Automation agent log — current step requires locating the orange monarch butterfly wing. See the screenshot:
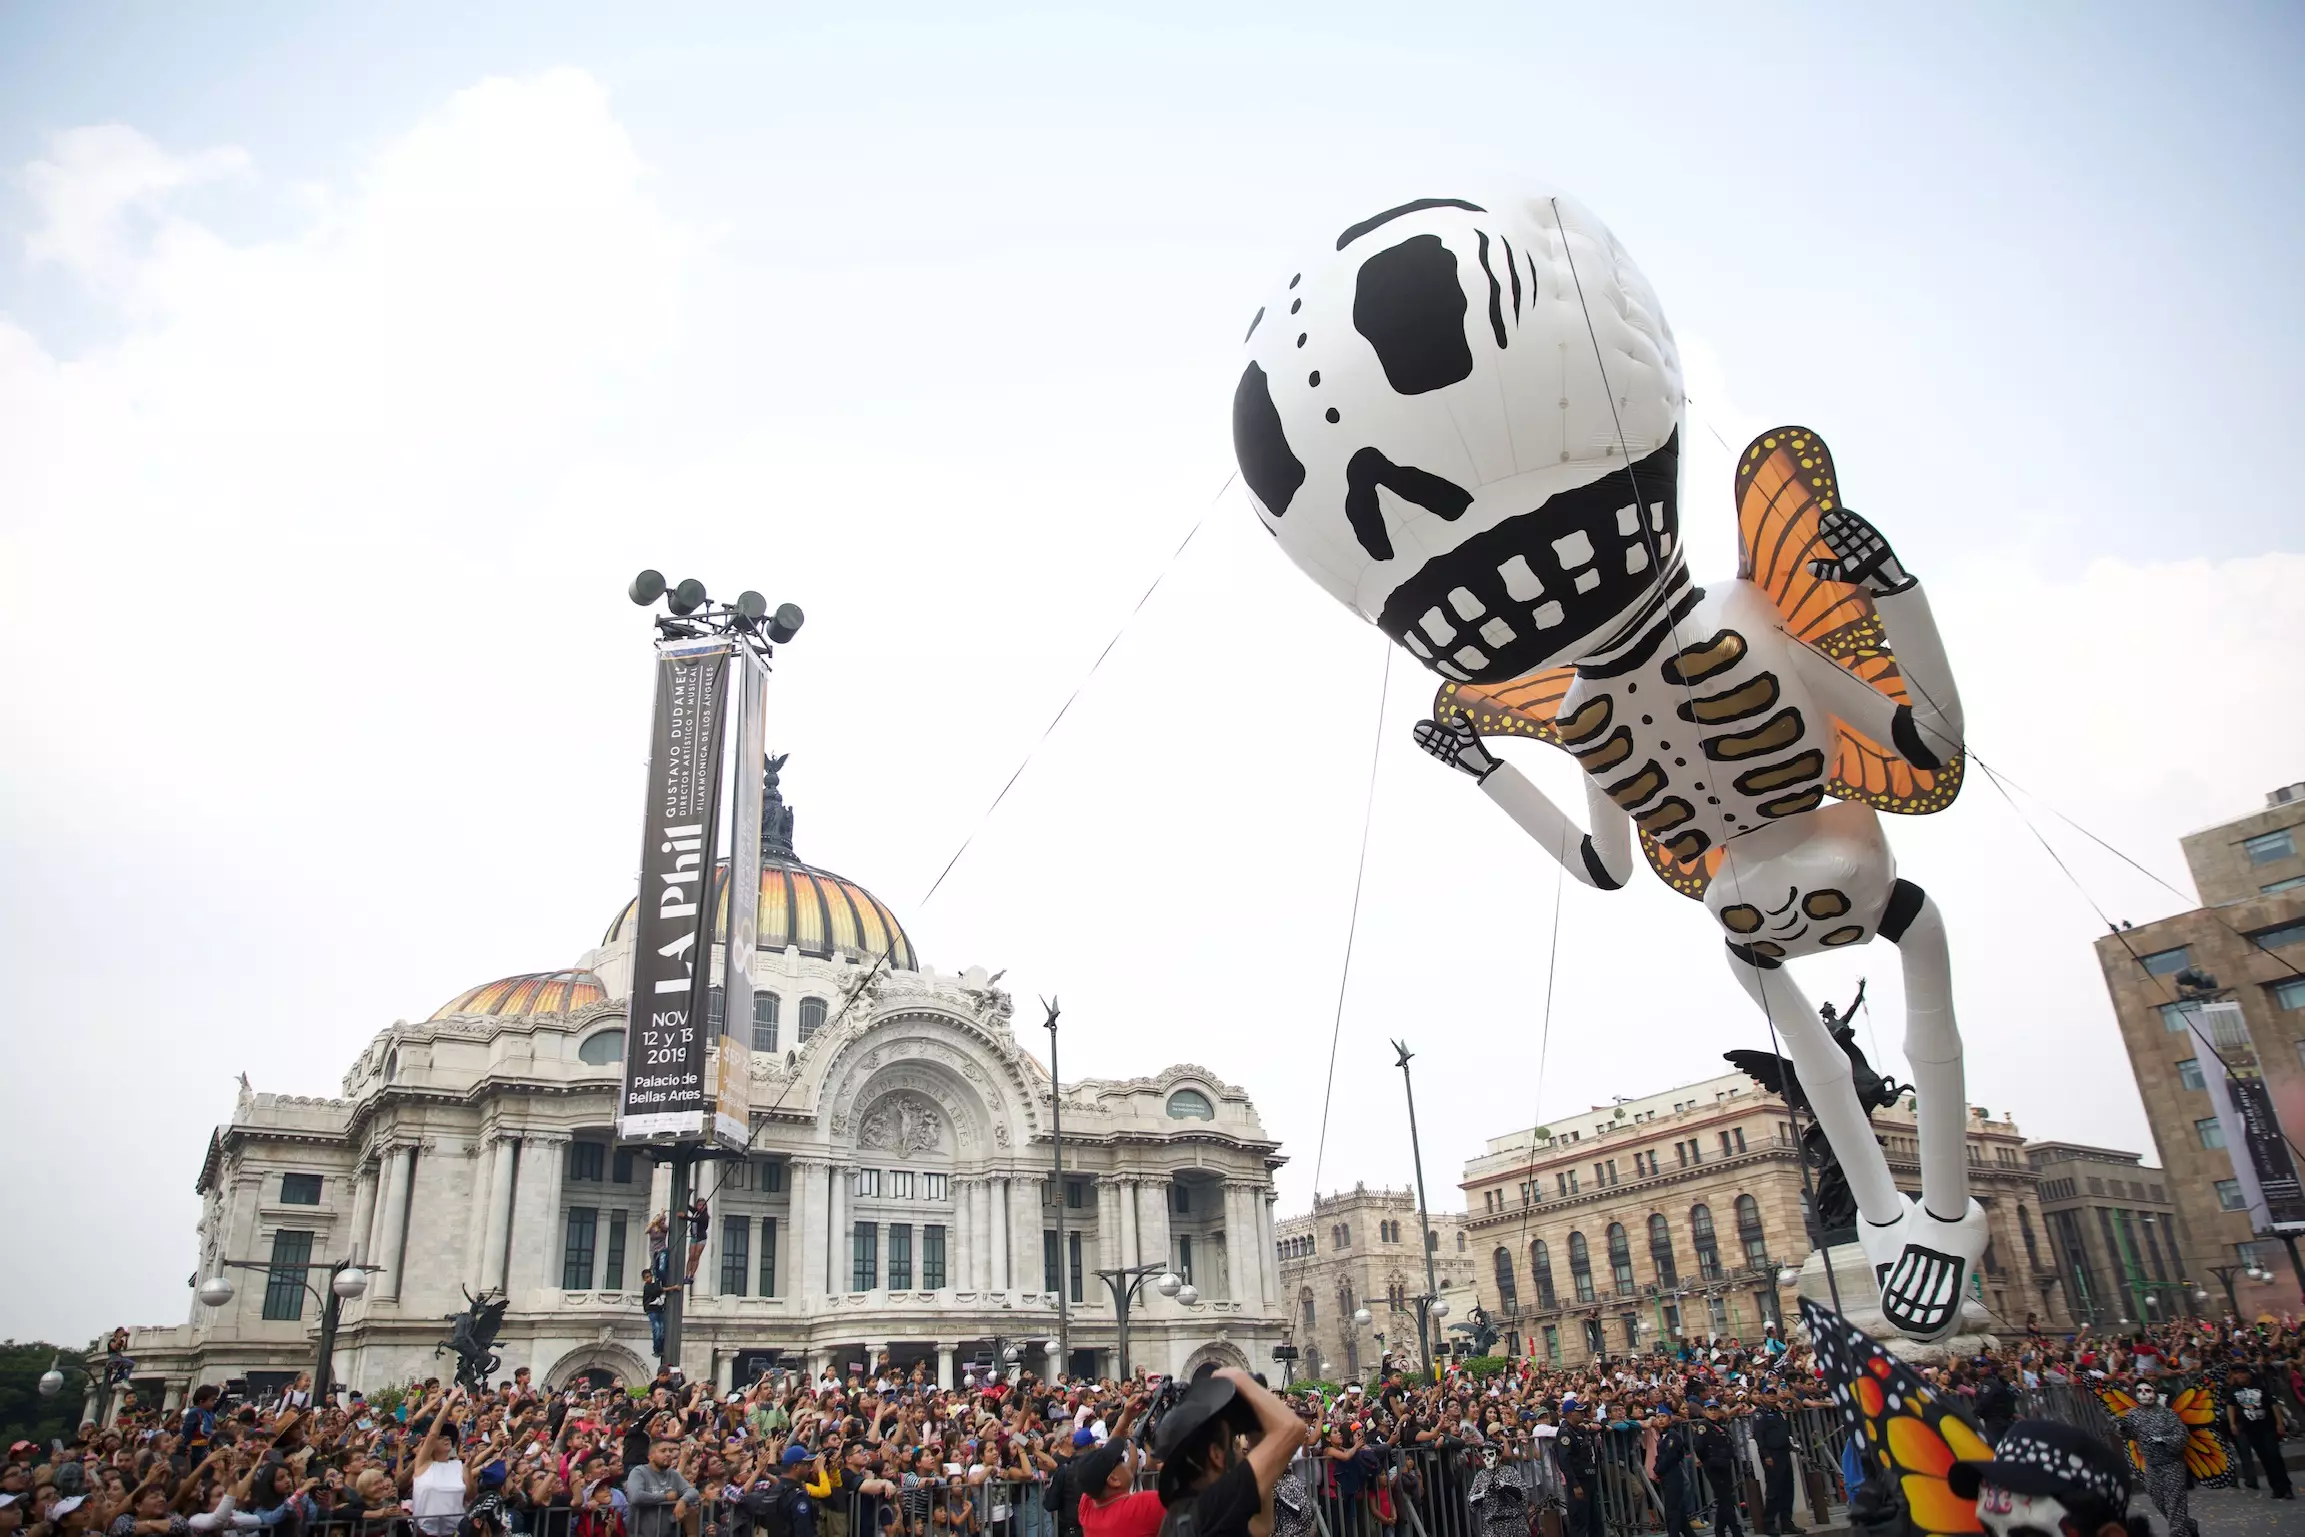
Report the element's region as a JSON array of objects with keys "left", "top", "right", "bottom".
[
  {"left": 1804, "top": 1299, "right": 1990, "bottom": 1537},
  {"left": 2169, "top": 1383, "right": 2234, "bottom": 1484},
  {"left": 1734, "top": 427, "right": 1963, "bottom": 817},
  {"left": 2096, "top": 1388, "right": 2147, "bottom": 1473},
  {"left": 1435, "top": 674, "right": 1721, "bottom": 900}
]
